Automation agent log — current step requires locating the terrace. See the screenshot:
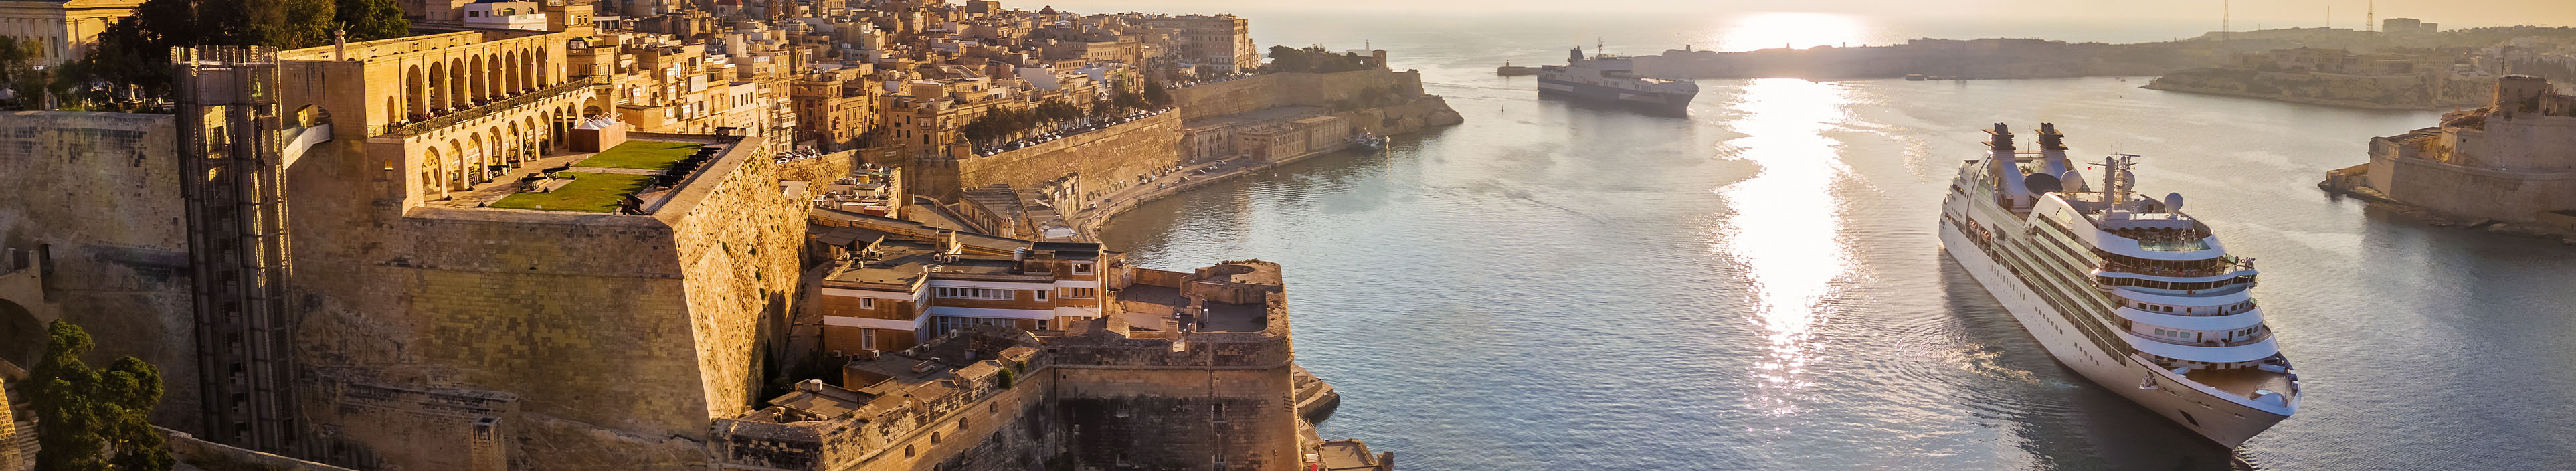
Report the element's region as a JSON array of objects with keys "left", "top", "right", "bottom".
[{"left": 431, "top": 138, "right": 737, "bottom": 214}]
